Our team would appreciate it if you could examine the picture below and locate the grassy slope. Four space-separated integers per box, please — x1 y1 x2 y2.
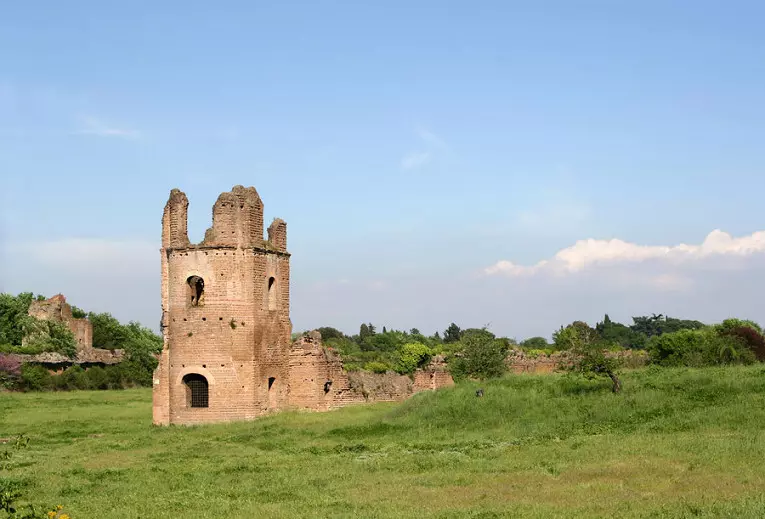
2 366 765 518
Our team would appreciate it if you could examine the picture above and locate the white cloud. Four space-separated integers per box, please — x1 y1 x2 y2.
485 229 765 277
75 116 140 139
400 151 431 170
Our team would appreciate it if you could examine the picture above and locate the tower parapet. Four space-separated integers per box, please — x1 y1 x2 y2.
267 218 287 252
161 189 190 249
204 185 264 247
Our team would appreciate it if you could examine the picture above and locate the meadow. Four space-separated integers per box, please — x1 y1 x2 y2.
2 366 765 518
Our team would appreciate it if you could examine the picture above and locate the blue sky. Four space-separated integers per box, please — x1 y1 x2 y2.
2 1 765 339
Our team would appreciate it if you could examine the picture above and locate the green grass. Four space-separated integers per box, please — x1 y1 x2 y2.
3 366 765 518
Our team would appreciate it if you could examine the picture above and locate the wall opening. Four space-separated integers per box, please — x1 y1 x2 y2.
267 376 277 409
187 276 204 306
268 377 276 390
267 277 276 310
183 373 209 408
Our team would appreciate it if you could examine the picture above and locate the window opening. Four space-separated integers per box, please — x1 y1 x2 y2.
187 276 204 306
183 373 209 408
268 377 276 390
267 277 276 310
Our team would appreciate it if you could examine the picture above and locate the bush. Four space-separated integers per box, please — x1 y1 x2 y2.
648 328 756 367
58 365 89 390
19 364 53 391
0 354 21 390
395 342 433 375
364 361 391 374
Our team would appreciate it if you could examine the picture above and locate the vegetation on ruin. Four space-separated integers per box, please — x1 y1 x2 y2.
2 366 765 518
0 293 162 392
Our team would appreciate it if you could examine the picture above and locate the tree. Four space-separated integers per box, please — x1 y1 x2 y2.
556 325 623 393
316 327 344 341
443 323 461 344
0 292 35 346
521 336 550 350
359 323 371 342
596 314 645 349
553 321 597 350
449 328 508 381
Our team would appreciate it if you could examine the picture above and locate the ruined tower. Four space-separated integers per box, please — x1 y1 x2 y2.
153 185 292 425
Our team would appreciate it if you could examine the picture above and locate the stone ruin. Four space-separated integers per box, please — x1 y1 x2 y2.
16 294 124 369
153 186 453 425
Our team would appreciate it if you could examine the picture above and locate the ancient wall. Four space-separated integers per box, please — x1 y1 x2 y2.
27 294 93 351
413 355 455 391
505 348 649 374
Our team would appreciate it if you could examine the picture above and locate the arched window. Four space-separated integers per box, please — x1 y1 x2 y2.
183 373 208 408
267 276 276 310
187 276 204 306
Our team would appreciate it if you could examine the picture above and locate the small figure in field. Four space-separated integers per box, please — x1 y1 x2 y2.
475 389 484 397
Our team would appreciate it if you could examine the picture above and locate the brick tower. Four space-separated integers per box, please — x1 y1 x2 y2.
152 185 292 425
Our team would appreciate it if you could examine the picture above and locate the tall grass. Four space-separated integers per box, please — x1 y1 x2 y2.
2 366 765 518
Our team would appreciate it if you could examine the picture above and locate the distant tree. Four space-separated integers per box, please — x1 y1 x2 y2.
0 292 35 346
630 314 704 338
431 331 442 342
596 314 645 349
359 323 371 342
410 328 421 336
443 323 461 344
316 327 344 341
382 326 387 334
70 305 87 319
521 336 550 350
556 324 623 393
367 323 376 336
449 328 508 381
553 321 597 350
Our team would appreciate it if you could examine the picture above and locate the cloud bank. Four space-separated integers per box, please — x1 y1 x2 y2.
485 230 765 277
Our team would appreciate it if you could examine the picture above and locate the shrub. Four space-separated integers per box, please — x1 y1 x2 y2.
58 365 89 390
395 342 433 375
0 354 21 390
648 328 756 367
85 366 109 389
19 364 53 391
364 361 391 374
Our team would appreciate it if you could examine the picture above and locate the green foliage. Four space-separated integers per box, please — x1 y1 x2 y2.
449 328 509 381
520 336 550 350
316 327 344 341
89 312 129 350
10 317 77 357
553 321 598 351
647 328 756 367
395 342 433 375
443 322 461 343
0 293 35 347
630 313 704 338
363 361 391 374
19 365 53 392
70 305 87 319
596 314 646 349
557 323 623 392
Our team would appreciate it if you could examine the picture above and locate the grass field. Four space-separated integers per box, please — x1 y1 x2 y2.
2 366 765 518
